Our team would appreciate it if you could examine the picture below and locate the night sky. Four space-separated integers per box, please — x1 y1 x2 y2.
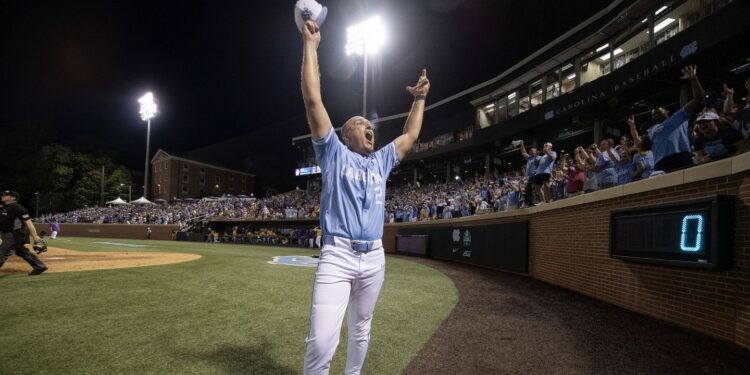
4 0 612 191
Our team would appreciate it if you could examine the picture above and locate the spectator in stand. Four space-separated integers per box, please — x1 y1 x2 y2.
614 145 633 186
721 80 750 139
505 180 520 210
551 167 566 201
519 140 539 207
533 142 557 204
631 135 655 180
575 146 597 193
694 109 748 163
566 151 585 196
586 139 619 190
646 65 705 172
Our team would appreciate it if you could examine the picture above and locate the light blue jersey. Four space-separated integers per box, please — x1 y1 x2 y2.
595 151 618 185
647 108 691 164
506 187 519 207
525 155 538 177
633 151 655 178
535 151 557 175
312 127 400 241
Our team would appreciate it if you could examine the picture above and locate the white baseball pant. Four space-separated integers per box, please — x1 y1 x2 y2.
303 236 385 375
51 231 58 239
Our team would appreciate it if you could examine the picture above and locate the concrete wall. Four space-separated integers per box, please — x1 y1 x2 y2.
33 223 180 241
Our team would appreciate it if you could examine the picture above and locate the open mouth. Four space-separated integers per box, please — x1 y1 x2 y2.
365 130 374 145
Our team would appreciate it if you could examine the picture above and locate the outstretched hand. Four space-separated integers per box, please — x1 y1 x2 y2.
406 69 430 98
302 20 321 48
627 115 635 128
680 65 697 80
723 83 734 97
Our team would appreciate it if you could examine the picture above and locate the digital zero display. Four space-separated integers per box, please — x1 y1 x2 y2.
610 195 734 269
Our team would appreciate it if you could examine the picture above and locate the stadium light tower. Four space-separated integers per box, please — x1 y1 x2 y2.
345 16 386 117
138 92 158 200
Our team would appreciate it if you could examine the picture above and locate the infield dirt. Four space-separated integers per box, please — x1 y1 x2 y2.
0 246 201 274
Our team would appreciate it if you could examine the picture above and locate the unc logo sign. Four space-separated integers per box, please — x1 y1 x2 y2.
269 256 319 267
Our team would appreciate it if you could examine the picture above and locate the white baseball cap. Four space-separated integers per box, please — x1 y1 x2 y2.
294 0 328 32
695 111 720 123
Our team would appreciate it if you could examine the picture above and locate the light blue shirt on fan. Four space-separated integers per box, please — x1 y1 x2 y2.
312 126 400 241
535 151 557 175
525 155 538 177
647 108 691 164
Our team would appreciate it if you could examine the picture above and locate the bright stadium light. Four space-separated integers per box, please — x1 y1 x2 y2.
138 92 158 200
346 16 386 117
345 16 386 56
138 92 158 121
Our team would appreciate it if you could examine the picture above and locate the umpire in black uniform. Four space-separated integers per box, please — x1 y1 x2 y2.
0 190 48 275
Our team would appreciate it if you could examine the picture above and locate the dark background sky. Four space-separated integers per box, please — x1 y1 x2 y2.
3 0 612 191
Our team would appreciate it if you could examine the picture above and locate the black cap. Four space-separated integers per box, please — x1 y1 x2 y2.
1 190 20 199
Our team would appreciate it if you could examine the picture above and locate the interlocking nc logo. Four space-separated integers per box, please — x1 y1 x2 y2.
452 229 461 242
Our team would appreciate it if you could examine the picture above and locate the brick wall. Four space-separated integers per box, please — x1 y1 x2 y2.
383 170 750 350
33 223 180 241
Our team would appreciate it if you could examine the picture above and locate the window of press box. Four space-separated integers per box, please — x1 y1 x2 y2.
183 163 189 171
653 1 701 46
183 175 188 183
507 91 519 117
545 70 561 101
518 85 530 114
560 62 576 94
200 167 205 174
579 44 613 87
496 97 508 122
530 79 543 107
613 22 651 71
477 103 496 129
199 177 205 185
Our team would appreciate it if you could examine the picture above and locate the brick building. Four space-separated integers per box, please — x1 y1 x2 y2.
150 149 255 201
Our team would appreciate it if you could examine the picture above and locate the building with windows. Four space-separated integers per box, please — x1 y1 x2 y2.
150 149 255 201
292 0 748 185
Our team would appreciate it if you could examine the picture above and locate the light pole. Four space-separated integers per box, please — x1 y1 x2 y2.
345 16 386 118
138 92 158 200
120 183 132 202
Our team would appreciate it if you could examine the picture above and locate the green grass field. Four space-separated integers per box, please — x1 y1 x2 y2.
0 237 457 374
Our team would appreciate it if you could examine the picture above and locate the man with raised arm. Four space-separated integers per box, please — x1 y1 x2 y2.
647 65 705 172
299 20 430 375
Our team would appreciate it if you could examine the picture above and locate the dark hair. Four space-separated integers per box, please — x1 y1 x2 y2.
639 135 652 151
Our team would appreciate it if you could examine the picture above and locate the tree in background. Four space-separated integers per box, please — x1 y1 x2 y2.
21 143 135 214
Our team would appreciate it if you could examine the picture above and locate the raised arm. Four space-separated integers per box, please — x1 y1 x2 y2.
723 83 738 116
520 140 529 158
300 21 332 139
627 115 642 148
395 69 430 161
680 66 705 116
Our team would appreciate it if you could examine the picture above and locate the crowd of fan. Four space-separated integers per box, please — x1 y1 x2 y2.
35 68 749 227
35 189 321 225
386 70 750 221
